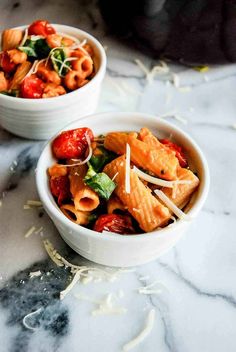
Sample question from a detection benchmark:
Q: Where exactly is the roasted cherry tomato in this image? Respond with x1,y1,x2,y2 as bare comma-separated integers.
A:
50,175,71,205
28,20,56,37
0,52,16,73
94,214,135,234
52,128,94,160
20,76,44,99
160,139,188,168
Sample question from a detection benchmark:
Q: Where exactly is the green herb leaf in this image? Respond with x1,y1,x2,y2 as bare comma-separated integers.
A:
51,48,70,76
18,38,51,58
90,147,116,172
0,89,19,97
84,163,116,200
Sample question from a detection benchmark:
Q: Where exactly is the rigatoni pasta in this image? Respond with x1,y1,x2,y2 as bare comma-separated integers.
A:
48,125,200,235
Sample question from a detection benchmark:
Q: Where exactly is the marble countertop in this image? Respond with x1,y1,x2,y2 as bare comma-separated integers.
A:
1,1,236,352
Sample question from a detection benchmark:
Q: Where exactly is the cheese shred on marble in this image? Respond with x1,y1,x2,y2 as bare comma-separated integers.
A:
22,307,42,331
24,226,36,238
43,240,126,298
123,309,156,351
29,270,42,279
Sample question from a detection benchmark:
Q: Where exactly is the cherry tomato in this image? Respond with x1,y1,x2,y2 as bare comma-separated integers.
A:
94,214,135,234
20,76,44,99
50,175,71,205
0,52,16,73
52,128,94,160
28,20,56,37
160,139,188,168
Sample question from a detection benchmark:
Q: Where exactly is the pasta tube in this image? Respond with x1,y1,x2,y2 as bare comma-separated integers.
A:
162,167,200,207
69,164,100,211
9,61,32,90
60,204,90,225
2,29,23,51
104,131,178,180
107,195,126,214
104,156,171,232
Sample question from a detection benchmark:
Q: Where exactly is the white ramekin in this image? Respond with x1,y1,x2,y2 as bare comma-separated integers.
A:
36,112,210,267
0,24,106,140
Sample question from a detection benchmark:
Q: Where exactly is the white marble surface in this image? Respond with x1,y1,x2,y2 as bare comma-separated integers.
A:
1,1,236,352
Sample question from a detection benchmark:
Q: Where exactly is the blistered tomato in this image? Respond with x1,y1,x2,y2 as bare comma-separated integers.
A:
160,139,188,168
50,175,71,205
20,76,44,99
52,128,94,160
94,214,135,234
28,20,56,37
0,52,16,73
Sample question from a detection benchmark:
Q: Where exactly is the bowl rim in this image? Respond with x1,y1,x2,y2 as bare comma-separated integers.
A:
36,111,210,242
0,24,106,104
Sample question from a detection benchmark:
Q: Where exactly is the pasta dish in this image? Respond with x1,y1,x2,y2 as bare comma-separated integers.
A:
0,20,94,98
48,126,200,234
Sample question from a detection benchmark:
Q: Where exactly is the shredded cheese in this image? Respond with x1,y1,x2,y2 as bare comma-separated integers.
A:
43,240,126,298
135,59,169,83
125,144,131,194
19,28,28,46
24,226,36,238
123,309,156,351
35,226,43,235
133,166,191,188
27,200,42,207
22,307,42,331
112,172,119,181
172,73,180,88
60,270,81,300
154,189,190,220
92,293,127,316
29,270,41,279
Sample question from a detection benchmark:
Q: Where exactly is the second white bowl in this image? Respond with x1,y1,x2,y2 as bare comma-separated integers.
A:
0,24,106,140
36,112,210,267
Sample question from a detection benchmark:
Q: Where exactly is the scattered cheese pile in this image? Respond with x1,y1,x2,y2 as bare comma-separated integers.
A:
43,240,127,300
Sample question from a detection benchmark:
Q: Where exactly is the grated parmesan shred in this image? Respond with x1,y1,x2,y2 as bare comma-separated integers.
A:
43,240,126,298
133,166,191,188
154,189,190,220
125,143,131,194
24,226,36,238
22,307,42,331
27,200,42,207
123,309,156,351
92,293,127,316
29,270,41,279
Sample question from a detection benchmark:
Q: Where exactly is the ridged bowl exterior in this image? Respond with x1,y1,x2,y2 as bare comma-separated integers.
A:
0,25,106,140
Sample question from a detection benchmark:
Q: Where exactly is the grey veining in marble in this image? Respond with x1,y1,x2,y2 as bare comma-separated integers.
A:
0,1,236,352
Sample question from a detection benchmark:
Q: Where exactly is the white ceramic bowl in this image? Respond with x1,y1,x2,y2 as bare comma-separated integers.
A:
36,112,210,267
0,24,106,140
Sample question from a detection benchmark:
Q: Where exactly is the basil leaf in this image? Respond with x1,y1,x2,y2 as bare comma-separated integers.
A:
51,48,70,76
18,45,37,57
34,39,51,58
90,147,116,173
84,163,116,200
18,38,50,59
